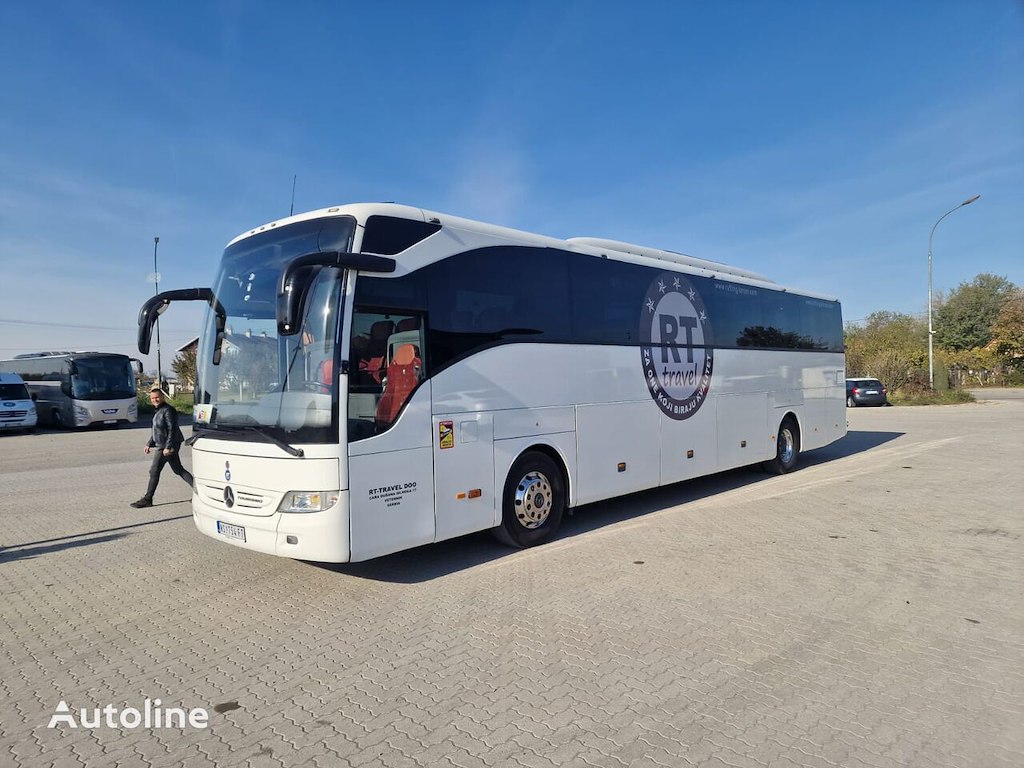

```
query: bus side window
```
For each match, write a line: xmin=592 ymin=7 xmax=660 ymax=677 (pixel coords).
xmin=348 ymin=310 xmax=426 ymax=440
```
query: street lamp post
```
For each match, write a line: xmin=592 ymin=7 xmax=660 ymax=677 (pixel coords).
xmin=153 ymin=236 xmax=162 ymax=389
xmin=927 ymin=195 xmax=980 ymax=390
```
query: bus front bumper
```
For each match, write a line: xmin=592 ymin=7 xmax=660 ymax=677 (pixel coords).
xmin=192 ymin=491 xmax=351 ymax=563
xmin=76 ymin=400 xmax=137 ymax=426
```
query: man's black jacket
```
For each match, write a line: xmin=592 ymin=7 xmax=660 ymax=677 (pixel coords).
xmin=148 ymin=403 xmax=185 ymax=451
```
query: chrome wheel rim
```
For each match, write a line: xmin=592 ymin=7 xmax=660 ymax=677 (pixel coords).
xmin=514 ymin=470 xmax=552 ymax=529
xmin=779 ymin=427 xmax=795 ymax=465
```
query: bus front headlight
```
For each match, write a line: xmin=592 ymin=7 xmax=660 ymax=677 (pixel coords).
xmin=278 ymin=491 xmax=340 ymax=513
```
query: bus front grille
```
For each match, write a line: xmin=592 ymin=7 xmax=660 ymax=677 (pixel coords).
xmin=201 ymin=483 xmax=275 ymax=516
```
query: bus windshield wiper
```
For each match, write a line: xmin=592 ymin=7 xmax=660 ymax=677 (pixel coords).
xmin=186 ymin=424 xmax=304 ymax=457
xmin=234 ymin=426 xmax=305 ymax=457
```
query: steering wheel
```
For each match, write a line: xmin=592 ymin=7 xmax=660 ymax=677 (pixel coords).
xmin=303 ymin=381 xmax=331 ymax=394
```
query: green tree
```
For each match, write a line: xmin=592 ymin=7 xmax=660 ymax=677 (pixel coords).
xmin=941 ymin=347 xmax=1002 ymax=387
xmin=843 ymin=311 xmax=927 ymax=392
xmin=172 ymin=347 xmax=197 ymax=391
xmin=933 ymin=273 xmax=1016 ymax=351
xmin=987 ymin=288 xmax=1024 ymax=367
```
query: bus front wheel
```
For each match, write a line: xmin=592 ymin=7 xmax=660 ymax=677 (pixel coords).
xmin=494 ymin=451 xmax=566 ymax=549
xmin=764 ymin=417 xmax=800 ymax=475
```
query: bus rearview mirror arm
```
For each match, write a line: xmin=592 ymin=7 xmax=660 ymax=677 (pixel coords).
xmin=277 ymin=251 xmax=396 ymax=336
xmin=138 ymin=288 xmax=226 ymax=357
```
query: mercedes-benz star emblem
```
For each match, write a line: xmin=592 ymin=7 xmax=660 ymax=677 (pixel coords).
xmin=223 ymin=486 xmax=235 ymax=508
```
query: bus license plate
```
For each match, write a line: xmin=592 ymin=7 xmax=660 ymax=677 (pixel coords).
xmin=217 ymin=521 xmax=246 ymax=542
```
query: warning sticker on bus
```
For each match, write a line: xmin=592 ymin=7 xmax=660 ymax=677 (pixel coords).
xmin=438 ymin=420 xmax=454 ymax=449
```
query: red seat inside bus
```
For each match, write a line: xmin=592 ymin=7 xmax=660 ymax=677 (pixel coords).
xmin=375 ymin=343 xmax=421 ymax=428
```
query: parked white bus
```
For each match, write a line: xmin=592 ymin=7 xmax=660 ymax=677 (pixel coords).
xmin=0 ymin=352 xmax=140 ymax=428
xmin=138 ymin=203 xmax=846 ymax=562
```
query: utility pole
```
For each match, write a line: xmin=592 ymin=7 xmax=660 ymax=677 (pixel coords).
xmin=153 ymin=236 xmax=162 ymax=388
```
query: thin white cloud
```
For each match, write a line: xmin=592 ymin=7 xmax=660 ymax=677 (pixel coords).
xmin=446 ymin=139 xmax=531 ymax=224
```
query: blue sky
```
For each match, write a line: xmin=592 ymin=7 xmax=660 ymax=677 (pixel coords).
xmin=1 ymin=1 xmax=1021 ymax=371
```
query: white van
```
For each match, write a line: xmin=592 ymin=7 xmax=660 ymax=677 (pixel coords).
xmin=0 ymin=372 xmax=38 ymax=432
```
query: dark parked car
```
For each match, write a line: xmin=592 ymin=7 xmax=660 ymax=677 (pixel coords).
xmin=846 ymin=377 xmax=889 ymax=407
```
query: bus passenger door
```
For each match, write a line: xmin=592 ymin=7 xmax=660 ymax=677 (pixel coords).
xmin=432 ymin=414 xmax=495 ymax=542
xmin=347 ymin=381 xmax=435 ymax=562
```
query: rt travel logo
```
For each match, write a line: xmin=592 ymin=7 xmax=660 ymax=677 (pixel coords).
xmin=640 ymin=272 xmax=714 ymax=420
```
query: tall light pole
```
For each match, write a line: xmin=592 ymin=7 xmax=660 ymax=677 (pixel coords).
xmin=153 ymin=236 xmax=163 ymax=388
xmin=928 ymin=195 xmax=980 ymax=389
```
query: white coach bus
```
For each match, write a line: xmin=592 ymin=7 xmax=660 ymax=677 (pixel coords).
xmin=138 ymin=203 xmax=845 ymax=562
xmin=0 ymin=351 xmax=140 ymax=428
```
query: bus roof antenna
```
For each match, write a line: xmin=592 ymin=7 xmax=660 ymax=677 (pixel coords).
xmin=290 ymin=175 xmax=297 ymax=216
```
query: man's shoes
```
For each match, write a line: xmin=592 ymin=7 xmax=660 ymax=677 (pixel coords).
xmin=130 ymin=498 xmax=153 ymax=508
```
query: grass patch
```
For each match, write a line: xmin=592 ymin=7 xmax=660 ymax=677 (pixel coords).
xmin=889 ymin=388 xmax=975 ymax=406
xmin=136 ymin=392 xmax=194 ymax=416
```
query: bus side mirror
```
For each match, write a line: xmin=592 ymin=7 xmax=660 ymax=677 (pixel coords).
xmin=277 ymin=251 xmax=397 ymax=336
xmin=68 ymin=362 xmax=79 ymax=376
xmin=138 ymin=288 xmax=225 ymax=355
xmin=211 ymin=311 xmax=226 ymax=365
xmin=277 ymin=266 xmax=317 ymax=337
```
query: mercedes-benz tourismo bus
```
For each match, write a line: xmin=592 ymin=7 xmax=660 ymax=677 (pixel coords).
xmin=138 ymin=203 xmax=845 ymax=562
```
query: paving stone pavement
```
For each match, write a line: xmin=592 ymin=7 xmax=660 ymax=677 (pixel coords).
xmin=1 ymin=395 xmax=1021 ymax=767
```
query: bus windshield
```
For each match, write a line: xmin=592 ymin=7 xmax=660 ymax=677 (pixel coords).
xmin=194 ymin=216 xmax=356 ymax=444
xmin=70 ymin=356 xmax=137 ymax=400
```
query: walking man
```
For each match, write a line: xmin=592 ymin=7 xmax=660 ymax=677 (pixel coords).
xmin=130 ymin=384 xmax=193 ymax=508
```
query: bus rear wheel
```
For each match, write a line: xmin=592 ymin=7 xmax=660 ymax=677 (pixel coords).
xmin=493 ymin=451 xmax=566 ymax=549
xmin=764 ymin=416 xmax=800 ymax=475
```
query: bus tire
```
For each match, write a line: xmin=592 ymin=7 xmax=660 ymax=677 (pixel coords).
xmin=493 ymin=451 xmax=566 ymax=549
xmin=763 ymin=416 xmax=800 ymax=475
xmin=52 ymin=410 xmax=65 ymax=428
